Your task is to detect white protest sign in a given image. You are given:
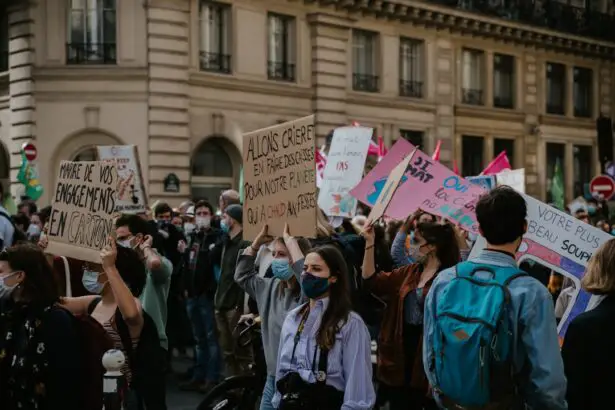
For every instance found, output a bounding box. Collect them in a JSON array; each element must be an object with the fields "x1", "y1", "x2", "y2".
[
  {"x1": 469, "y1": 193, "x2": 612, "y2": 340},
  {"x1": 318, "y1": 126, "x2": 372, "y2": 218},
  {"x1": 97, "y1": 145, "x2": 148, "y2": 213},
  {"x1": 496, "y1": 168, "x2": 525, "y2": 193}
]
